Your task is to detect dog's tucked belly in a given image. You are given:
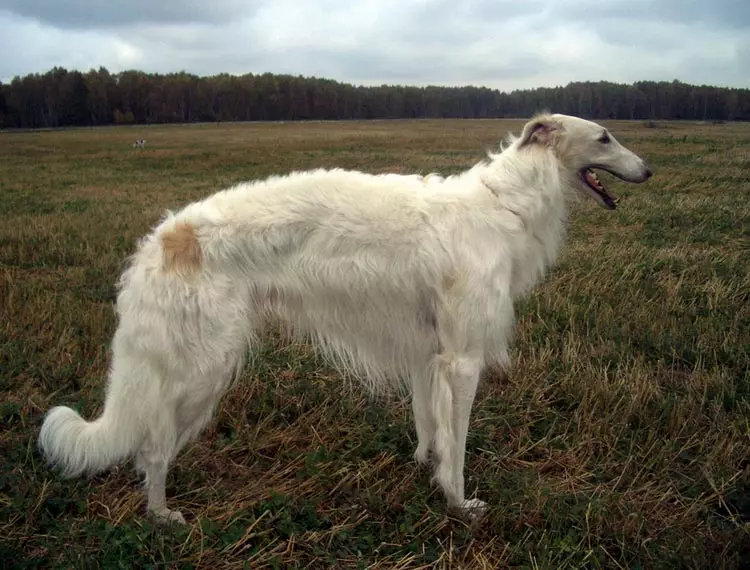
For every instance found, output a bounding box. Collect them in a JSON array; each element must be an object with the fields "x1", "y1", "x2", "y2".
[{"x1": 255, "y1": 283, "x2": 439, "y2": 392}]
